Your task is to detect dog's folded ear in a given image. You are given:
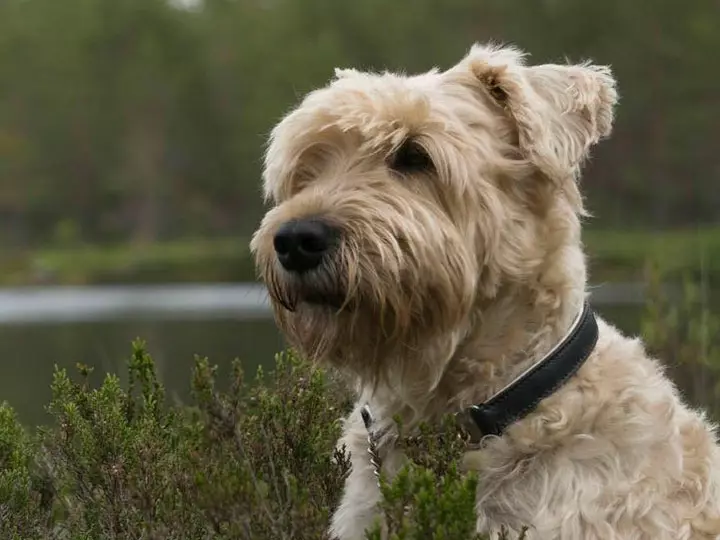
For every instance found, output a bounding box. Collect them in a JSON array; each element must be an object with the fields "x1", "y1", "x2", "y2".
[{"x1": 449, "y1": 43, "x2": 618, "y2": 182}]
